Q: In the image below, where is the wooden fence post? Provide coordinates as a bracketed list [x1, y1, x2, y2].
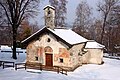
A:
[15, 64, 17, 70]
[3, 62, 4, 69]
[57, 67, 59, 74]
[13, 62, 14, 68]
[40, 63, 42, 71]
[25, 63, 26, 70]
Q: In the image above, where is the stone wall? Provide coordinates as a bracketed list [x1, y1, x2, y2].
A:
[26, 32, 103, 71]
[82, 49, 103, 64]
[26, 33, 72, 68]
[44, 6, 55, 29]
[69, 43, 85, 68]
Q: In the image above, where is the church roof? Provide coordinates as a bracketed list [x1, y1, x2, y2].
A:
[48, 28, 88, 45]
[43, 5, 55, 10]
[21, 27, 88, 46]
[85, 40, 105, 49]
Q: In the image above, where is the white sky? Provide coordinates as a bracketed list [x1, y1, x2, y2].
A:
[31, 0, 100, 26]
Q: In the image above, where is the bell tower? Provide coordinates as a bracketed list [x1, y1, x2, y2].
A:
[44, 5, 55, 29]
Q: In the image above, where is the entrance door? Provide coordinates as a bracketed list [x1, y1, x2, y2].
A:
[45, 54, 53, 67]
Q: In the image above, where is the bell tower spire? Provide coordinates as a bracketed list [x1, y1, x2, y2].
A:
[44, 5, 55, 29]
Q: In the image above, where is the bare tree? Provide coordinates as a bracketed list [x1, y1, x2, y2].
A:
[0, 9, 3, 25]
[0, 6, 7, 26]
[0, 6, 11, 45]
[49, 0, 67, 27]
[112, 25, 120, 53]
[16, 20, 40, 48]
[108, 4, 120, 53]
[73, 1, 92, 39]
[29, 22, 40, 34]
[0, 25, 12, 45]
[0, 0, 40, 59]
[97, 0, 119, 44]
[92, 19, 103, 42]
[17, 21, 31, 41]
[108, 4, 120, 26]
[97, 0, 120, 54]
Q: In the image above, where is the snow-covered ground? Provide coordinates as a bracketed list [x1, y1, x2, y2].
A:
[0, 50, 26, 63]
[0, 52, 120, 80]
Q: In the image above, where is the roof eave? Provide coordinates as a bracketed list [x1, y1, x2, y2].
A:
[21, 27, 47, 44]
[21, 27, 73, 48]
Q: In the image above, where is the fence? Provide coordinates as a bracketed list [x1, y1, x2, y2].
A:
[15, 63, 26, 70]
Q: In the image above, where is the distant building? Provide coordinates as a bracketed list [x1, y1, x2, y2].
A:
[22, 5, 105, 71]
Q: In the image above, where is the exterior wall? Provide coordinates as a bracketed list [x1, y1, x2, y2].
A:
[82, 49, 103, 64]
[26, 41, 38, 63]
[26, 33, 73, 68]
[69, 43, 85, 69]
[26, 32, 103, 71]
[82, 51, 90, 64]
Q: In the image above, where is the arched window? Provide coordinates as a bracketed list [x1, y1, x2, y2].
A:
[44, 46, 53, 53]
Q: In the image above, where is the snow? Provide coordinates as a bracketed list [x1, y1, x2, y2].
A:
[0, 50, 26, 63]
[48, 28, 88, 45]
[22, 27, 88, 45]
[43, 5, 55, 10]
[0, 51, 120, 80]
[85, 40, 105, 49]
[1, 45, 11, 50]
[27, 69, 42, 73]
[0, 45, 26, 55]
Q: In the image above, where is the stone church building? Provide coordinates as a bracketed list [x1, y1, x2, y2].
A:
[22, 5, 105, 71]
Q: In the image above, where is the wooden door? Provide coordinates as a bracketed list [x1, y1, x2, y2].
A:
[45, 54, 53, 67]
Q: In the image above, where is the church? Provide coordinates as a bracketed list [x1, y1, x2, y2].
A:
[22, 5, 105, 71]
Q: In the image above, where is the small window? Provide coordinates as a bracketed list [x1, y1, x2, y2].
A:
[48, 10, 51, 15]
[47, 38, 51, 42]
[70, 52, 73, 56]
[78, 52, 82, 56]
[35, 56, 38, 61]
[59, 58, 63, 63]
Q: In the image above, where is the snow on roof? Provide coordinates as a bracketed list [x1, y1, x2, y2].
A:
[22, 27, 88, 45]
[85, 40, 105, 49]
[21, 27, 45, 43]
[48, 28, 88, 45]
[43, 5, 55, 10]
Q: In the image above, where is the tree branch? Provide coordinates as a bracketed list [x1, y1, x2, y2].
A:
[0, 2, 12, 25]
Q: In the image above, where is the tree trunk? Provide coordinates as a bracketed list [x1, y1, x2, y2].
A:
[101, 14, 107, 44]
[12, 25, 17, 59]
[101, 22, 105, 44]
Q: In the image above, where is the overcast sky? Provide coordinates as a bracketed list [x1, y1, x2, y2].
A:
[31, 0, 100, 26]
